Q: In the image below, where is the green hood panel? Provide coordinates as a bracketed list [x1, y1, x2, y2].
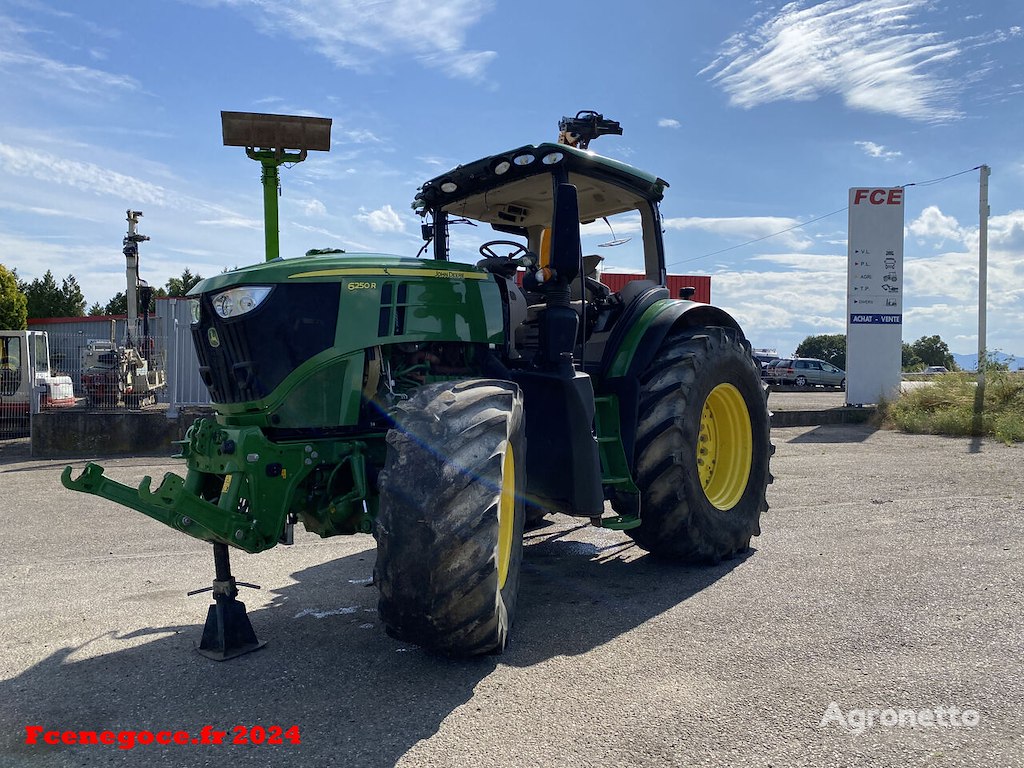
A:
[188, 255, 491, 295]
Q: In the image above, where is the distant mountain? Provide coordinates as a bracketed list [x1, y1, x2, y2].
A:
[952, 351, 1021, 371]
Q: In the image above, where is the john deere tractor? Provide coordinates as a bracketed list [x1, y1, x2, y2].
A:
[63, 111, 771, 659]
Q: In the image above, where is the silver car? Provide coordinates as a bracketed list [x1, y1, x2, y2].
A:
[790, 358, 846, 388]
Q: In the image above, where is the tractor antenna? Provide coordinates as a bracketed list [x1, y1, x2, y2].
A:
[558, 111, 622, 150]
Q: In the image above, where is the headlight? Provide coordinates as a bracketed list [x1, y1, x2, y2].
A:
[188, 299, 201, 325]
[211, 286, 272, 319]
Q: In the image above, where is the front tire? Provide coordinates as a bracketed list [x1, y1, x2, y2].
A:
[375, 379, 526, 656]
[619, 326, 772, 562]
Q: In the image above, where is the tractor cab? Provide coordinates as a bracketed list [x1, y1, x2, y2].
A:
[413, 136, 673, 371]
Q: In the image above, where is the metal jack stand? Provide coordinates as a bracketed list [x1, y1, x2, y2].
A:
[188, 542, 266, 661]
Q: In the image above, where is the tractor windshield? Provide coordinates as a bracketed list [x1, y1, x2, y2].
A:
[414, 143, 668, 280]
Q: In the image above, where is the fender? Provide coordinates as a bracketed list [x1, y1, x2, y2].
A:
[598, 298, 746, 466]
[602, 298, 745, 380]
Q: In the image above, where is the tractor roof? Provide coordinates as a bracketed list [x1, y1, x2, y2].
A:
[413, 142, 669, 228]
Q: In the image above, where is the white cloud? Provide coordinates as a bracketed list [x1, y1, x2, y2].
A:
[711, 259, 848, 342]
[663, 215, 815, 251]
[0, 14, 139, 96]
[417, 155, 451, 168]
[702, 211, 1024, 355]
[658, 118, 682, 129]
[0, 200, 101, 222]
[0, 50, 140, 93]
[907, 205, 965, 243]
[339, 128, 385, 145]
[0, 142, 168, 205]
[855, 140, 902, 160]
[302, 198, 327, 217]
[702, 0, 970, 122]
[212, 0, 498, 82]
[990, 209, 1024, 250]
[292, 222, 373, 251]
[0, 141, 261, 231]
[194, 216, 262, 229]
[356, 204, 405, 233]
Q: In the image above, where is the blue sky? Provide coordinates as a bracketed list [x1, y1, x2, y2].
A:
[1, 0, 1021, 357]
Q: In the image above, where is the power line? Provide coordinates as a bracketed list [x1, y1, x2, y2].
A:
[666, 207, 847, 268]
[666, 164, 983, 270]
[900, 165, 983, 188]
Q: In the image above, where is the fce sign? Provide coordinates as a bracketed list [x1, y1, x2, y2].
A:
[852, 188, 904, 206]
[846, 187, 905, 405]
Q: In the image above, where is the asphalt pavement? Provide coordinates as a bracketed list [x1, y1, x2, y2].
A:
[1, 423, 1021, 768]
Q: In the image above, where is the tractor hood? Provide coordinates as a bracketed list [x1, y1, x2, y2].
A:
[188, 254, 491, 295]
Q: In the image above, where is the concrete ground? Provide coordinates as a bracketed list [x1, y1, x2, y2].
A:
[1, 424, 1021, 768]
[768, 388, 849, 411]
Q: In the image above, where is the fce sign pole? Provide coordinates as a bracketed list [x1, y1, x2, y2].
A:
[846, 187, 906, 405]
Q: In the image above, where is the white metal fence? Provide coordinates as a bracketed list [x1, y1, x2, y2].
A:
[164, 298, 211, 409]
[1, 304, 210, 441]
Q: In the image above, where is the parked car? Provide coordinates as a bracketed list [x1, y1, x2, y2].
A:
[768, 358, 794, 384]
[753, 352, 780, 378]
[788, 358, 846, 388]
[923, 365, 950, 374]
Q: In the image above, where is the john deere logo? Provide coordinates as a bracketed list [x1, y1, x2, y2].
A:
[207, 328, 221, 348]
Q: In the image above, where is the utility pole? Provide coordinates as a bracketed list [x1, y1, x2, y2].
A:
[978, 165, 990, 388]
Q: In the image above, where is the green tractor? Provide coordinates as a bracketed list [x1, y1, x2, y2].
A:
[63, 111, 772, 659]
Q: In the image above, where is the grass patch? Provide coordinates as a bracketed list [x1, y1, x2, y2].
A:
[880, 372, 1024, 444]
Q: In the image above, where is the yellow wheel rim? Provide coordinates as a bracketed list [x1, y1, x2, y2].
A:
[697, 383, 753, 510]
[496, 444, 516, 590]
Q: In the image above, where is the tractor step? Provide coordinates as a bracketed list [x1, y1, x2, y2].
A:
[592, 395, 640, 497]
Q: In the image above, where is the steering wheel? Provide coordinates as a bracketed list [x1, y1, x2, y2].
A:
[478, 240, 528, 260]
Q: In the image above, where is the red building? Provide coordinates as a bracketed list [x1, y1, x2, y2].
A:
[512, 271, 711, 303]
[599, 273, 711, 303]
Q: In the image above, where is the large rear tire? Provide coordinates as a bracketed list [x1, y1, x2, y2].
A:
[375, 379, 526, 656]
[618, 326, 772, 562]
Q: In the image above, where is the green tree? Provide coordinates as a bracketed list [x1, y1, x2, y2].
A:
[20, 270, 61, 317]
[20, 270, 87, 318]
[909, 335, 957, 370]
[87, 302, 105, 316]
[103, 292, 127, 315]
[795, 333, 846, 368]
[95, 286, 167, 316]
[61, 274, 87, 316]
[902, 342, 922, 371]
[0, 264, 27, 330]
[165, 268, 203, 297]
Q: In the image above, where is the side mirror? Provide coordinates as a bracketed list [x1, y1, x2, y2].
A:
[550, 183, 581, 284]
